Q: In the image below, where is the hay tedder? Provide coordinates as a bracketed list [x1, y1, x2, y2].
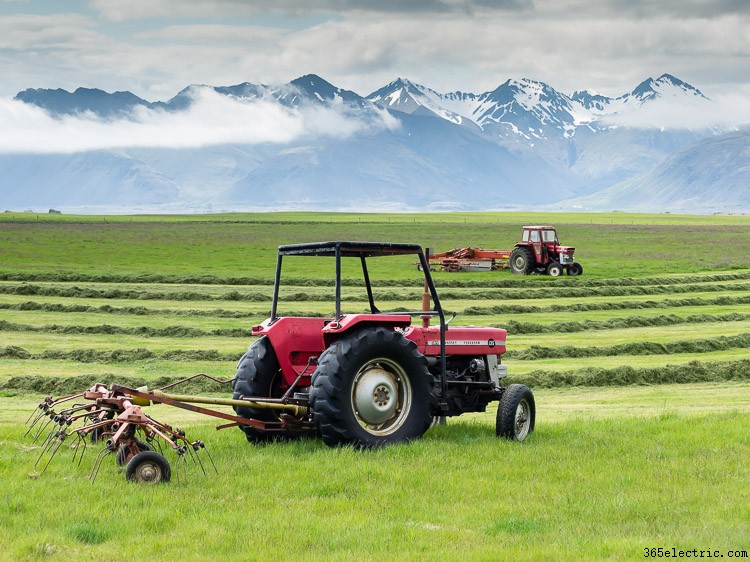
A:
[29, 241, 535, 484]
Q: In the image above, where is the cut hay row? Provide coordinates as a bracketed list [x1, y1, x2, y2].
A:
[0, 320, 249, 338]
[2, 281, 750, 303]
[2, 269, 749, 288]
[2, 357, 748, 395]
[507, 333, 750, 360]
[0, 295, 750, 319]
[495, 312, 750, 334]
[3, 294, 750, 321]
[465, 295, 750, 315]
[513, 359, 750, 388]
[3, 330, 749, 364]
[2, 313, 749, 339]
[0, 345, 237, 363]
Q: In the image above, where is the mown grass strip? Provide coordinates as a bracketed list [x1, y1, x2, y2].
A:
[438, 282, 750, 301]
[0, 301, 330, 319]
[3, 282, 750, 303]
[513, 359, 750, 388]
[495, 312, 750, 334]
[0, 372, 232, 395]
[3, 313, 750, 339]
[466, 295, 750, 315]
[0, 320, 249, 338]
[2, 270, 750, 288]
[508, 333, 750, 360]
[0, 346, 237, 362]
[4, 295, 750, 321]
[3, 358, 748, 395]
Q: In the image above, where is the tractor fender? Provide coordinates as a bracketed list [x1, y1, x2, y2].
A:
[321, 314, 411, 347]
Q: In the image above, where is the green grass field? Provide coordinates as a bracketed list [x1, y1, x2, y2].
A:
[1, 212, 749, 560]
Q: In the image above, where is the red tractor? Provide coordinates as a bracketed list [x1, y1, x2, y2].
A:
[509, 225, 582, 277]
[232, 241, 535, 448]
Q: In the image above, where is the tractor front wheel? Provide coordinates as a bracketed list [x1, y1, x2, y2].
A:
[546, 262, 563, 277]
[567, 262, 583, 276]
[510, 248, 535, 275]
[496, 384, 535, 441]
[310, 327, 434, 448]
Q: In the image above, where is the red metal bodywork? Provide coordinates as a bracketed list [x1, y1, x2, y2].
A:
[428, 247, 511, 272]
[252, 315, 507, 385]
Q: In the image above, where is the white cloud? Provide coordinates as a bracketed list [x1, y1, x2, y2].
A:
[600, 95, 750, 130]
[1, 2, 750, 103]
[0, 88, 400, 154]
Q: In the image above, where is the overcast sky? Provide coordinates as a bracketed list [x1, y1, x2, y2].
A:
[1, 0, 749, 101]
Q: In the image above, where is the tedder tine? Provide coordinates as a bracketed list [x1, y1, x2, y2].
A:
[71, 433, 88, 466]
[40, 434, 67, 475]
[89, 448, 112, 484]
[25, 406, 49, 433]
[25, 403, 44, 425]
[190, 443, 207, 476]
[201, 442, 219, 475]
[30, 415, 55, 442]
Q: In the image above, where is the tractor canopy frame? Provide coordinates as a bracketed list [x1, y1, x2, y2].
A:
[269, 241, 449, 400]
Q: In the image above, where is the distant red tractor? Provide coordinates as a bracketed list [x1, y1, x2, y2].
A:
[427, 225, 582, 276]
[509, 225, 583, 277]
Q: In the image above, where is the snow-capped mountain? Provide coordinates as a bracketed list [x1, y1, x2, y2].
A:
[367, 73, 712, 139]
[367, 78, 479, 130]
[4, 73, 748, 213]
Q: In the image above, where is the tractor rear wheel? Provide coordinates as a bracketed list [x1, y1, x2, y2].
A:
[232, 336, 301, 443]
[567, 262, 583, 276]
[496, 384, 535, 441]
[310, 327, 434, 448]
[510, 248, 535, 275]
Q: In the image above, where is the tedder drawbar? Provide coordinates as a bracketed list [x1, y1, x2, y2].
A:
[28, 242, 536, 484]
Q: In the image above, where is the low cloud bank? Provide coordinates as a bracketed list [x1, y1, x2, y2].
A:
[0, 88, 400, 154]
[599, 92, 750, 130]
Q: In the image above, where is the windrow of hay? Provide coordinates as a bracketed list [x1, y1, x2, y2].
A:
[3, 295, 750, 320]
[1, 372, 234, 395]
[2, 270, 750, 288]
[495, 313, 750, 334]
[0, 320, 249, 338]
[513, 359, 750, 388]
[465, 295, 750, 315]
[508, 333, 750, 360]
[4, 359, 748, 394]
[0, 346, 237, 363]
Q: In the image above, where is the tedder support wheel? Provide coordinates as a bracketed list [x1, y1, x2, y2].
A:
[496, 384, 535, 441]
[510, 248, 535, 275]
[125, 451, 171, 484]
[232, 336, 304, 442]
[567, 262, 583, 276]
[310, 327, 434, 448]
[546, 262, 563, 277]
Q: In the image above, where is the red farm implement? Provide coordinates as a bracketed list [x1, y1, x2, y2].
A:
[427, 225, 583, 276]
